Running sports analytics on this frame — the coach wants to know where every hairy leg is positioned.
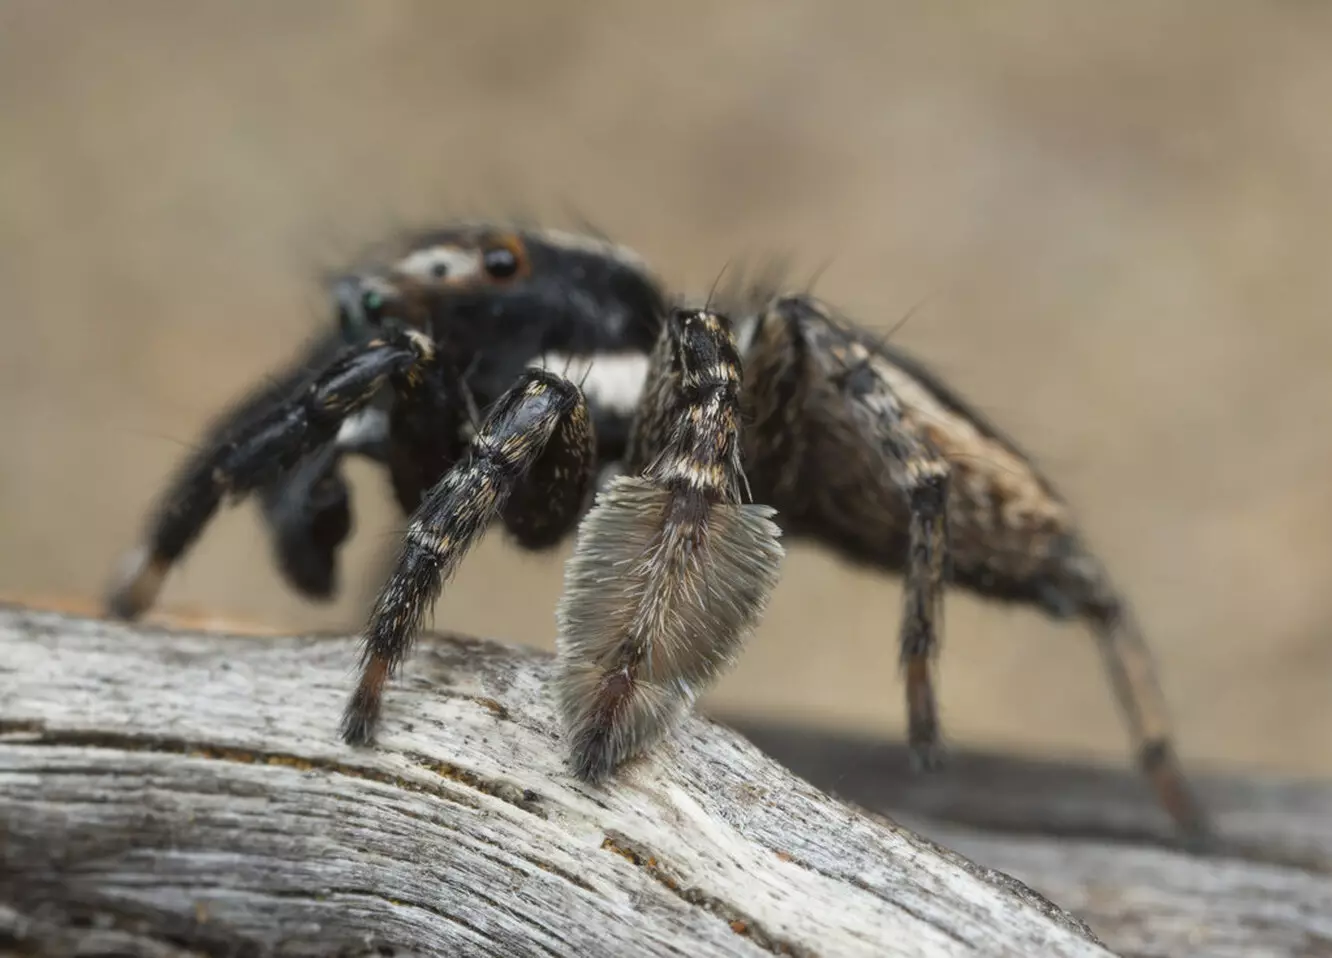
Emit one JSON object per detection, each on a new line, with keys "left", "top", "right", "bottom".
{"left": 259, "top": 442, "right": 357, "bottom": 600}
{"left": 554, "top": 308, "right": 785, "bottom": 782}
{"left": 105, "top": 328, "right": 436, "bottom": 619}
{"left": 341, "top": 368, "right": 597, "bottom": 745}
{"left": 264, "top": 353, "right": 465, "bottom": 602}
{"left": 836, "top": 346, "right": 952, "bottom": 769}
{"left": 114, "top": 330, "right": 363, "bottom": 603}
{"left": 1045, "top": 556, "right": 1216, "bottom": 845}
{"left": 745, "top": 293, "right": 1213, "bottom": 841}
{"left": 742, "top": 296, "right": 952, "bottom": 768}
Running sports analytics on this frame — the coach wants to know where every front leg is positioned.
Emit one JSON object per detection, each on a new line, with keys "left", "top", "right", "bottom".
{"left": 258, "top": 443, "right": 356, "bottom": 599}
{"left": 341, "top": 369, "right": 597, "bottom": 745}
{"left": 554, "top": 308, "right": 786, "bottom": 782}
{"left": 105, "top": 329, "right": 437, "bottom": 619}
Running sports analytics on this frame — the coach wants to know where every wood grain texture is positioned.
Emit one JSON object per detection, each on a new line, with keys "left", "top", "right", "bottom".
{"left": 734, "top": 724, "right": 1332, "bottom": 958}
{"left": 0, "top": 604, "right": 1111, "bottom": 958}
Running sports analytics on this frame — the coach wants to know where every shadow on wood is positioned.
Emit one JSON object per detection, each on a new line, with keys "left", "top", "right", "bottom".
{"left": 2, "top": 603, "right": 1328, "bottom": 957}
{"left": 726, "top": 720, "right": 1332, "bottom": 958}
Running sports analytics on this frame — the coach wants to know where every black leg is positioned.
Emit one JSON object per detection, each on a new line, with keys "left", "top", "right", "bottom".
{"left": 384, "top": 363, "right": 468, "bottom": 516}
{"left": 105, "top": 328, "right": 437, "bottom": 620}
{"left": 554, "top": 308, "right": 785, "bottom": 782}
{"left": 258, "top": 442, "right": 356, "bottom": 600}
{"left": 340, "top": 368, "right": 597, "bottom": 745}
{"left": 262, "top": 363, "right": 454, "bottom": 602}
{"left": 145, "top": 330, "right": 365, "bottom": 602}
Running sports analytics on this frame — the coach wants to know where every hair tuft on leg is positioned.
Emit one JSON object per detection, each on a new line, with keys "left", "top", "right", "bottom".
{"left": 555, "top": 475, "right": 783, "bottom": 781}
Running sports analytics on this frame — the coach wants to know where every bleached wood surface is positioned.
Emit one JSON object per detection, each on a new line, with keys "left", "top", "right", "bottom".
{"left": 0, "top": 604, "right": 1111, "bottom": 958}
{"left": 736, "top": 724, "right": 1332, "bottom": 958}
{"left": 2, "top": 603, "right": 1329, "bottom": 957}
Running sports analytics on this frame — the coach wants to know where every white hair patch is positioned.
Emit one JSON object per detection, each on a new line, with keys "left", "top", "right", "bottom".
{"left": 335, "top": 407, "right": 391, "bottom": 452}
{"left": 530, "top": 351, "right": 650, "bottom": 418}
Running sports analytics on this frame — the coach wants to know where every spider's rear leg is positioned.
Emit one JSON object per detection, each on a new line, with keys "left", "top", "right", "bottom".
{"left": 740, "top": 298, "right": 953, "bottom": 769}
{"left": 341, "top": 369, "right": 596, "bottom": 746}
{"left": 105, "top": 329, "right": 437, "bottom": 619}
{"left": 828, "top": 344, "right": 953, "bottom": 770}
{"left": 1053, "top": 564, "right": 1216, "bottom": 846}
{"left": 554, "top": 308, "right": 785, "bottom": 782}
{"left": 757, "top": 295, "right": 1213, "bottom": 842}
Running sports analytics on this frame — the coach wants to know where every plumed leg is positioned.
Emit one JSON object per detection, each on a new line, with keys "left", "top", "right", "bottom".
{"left": 554, "top": 308, "right": 785, "bottom": 782}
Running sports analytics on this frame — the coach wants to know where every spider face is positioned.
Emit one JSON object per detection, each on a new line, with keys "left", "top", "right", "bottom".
{"left": 332, "top": 225, "right": 669, "bottom": 404}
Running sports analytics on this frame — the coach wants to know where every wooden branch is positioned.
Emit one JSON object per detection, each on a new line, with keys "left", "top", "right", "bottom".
{"left": 731, "top": 723, "right": 1332, "bottom": 958}
{"left": 1, "top": 604, "right": 1111, "bottom": 958}
{"left": 4, "top": 604, "right": 1329, "bottom": 958}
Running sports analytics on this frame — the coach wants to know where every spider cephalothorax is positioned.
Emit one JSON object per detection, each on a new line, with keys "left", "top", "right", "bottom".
{"left": 106, "top": 221, "right": 1215, "bottom": 846}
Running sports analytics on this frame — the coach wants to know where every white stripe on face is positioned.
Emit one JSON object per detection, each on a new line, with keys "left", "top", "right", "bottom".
{"left": 529, "top": 351, "right": 650, "bottom": 418}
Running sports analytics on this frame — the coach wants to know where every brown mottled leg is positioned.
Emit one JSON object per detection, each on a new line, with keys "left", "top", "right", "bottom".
{"left": 822, "top": 359, "right": 953, "bottom": 769}
{"left": 342, "top": 368, "right": 596, "bottom": 746}
{"left": 743, "top": 291, "right": 1211, "bottom": 840}
{"left": 896, "top": 460, "right": 951, "bottom": 770}
{"left": 1076, "top": 582, "right": 1215, "bottom": 844}
{"left": 554, "top": 308, "right": 785, "bottom": 782}
{"left": 746, "top": 297, "right": 953, "bottom": 770}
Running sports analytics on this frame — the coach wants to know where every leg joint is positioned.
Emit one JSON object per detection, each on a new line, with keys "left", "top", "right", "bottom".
{"left": 908, "top": 463, "right": 950, "bottom": 516}
{"left": 1139, "top": 738, "right": 1171, "bottom": 773}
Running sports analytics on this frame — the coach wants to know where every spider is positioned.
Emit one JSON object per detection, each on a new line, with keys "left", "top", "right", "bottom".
{"left": 105, "top": 221, "right": 1214, "bottom": 845}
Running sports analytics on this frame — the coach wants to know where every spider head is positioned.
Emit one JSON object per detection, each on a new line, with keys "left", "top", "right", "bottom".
{"left": 332, "top": 224, "right": 668, "bottom": 394}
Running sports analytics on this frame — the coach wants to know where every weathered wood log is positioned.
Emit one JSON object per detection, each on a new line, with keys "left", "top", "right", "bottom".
{"left": 2, "top": 604, "right": 1329, "bottom": 958}
{"left": 0, "top": 604, "right": 1112, "bottom": 958}
{"left": 734, "top": 724, "right": 1332, "bottom": 958}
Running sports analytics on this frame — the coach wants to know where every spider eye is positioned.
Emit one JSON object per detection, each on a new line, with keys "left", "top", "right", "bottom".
{"left": 483, "top": 246, "right": 520, "bottom": 280}
{"left": 361, "top": 288, "right": 386, "bottom": 317}
{"left": 430, "top": 261, "right": 449, "bottom": 279}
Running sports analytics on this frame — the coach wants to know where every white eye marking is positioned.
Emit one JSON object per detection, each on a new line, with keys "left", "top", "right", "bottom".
{"left": 529, "top": 351, "right": 650, "bottom": 418}
{"left": 396, "top": 245, "right": 483, "bottom": 282}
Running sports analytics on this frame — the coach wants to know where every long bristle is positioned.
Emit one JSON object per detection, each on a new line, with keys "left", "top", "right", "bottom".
{"left": 554, "top": 476, "right": 783, "bottom": 781}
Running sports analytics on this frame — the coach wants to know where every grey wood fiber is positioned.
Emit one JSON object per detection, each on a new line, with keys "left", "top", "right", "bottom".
{"left": 3, "top": 604, "right": 1327, "bottom": 957}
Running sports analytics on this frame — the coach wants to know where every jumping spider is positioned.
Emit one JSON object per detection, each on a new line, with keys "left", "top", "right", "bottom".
{"left": 106, "top": 221, "right": 1214, "bottom": 844}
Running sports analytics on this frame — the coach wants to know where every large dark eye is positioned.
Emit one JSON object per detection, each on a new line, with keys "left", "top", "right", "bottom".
{"left": 483, "top": 246, "right": 520, "bottom": 279}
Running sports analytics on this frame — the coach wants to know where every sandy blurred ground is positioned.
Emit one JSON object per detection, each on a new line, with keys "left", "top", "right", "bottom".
{"left": 2, "top": 0, "right": 1330, "bottom": 779}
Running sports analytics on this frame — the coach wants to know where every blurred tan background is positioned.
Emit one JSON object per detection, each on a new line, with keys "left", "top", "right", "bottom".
{"left": 3, "top": 1, "right": 1330, "bottom": 779}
